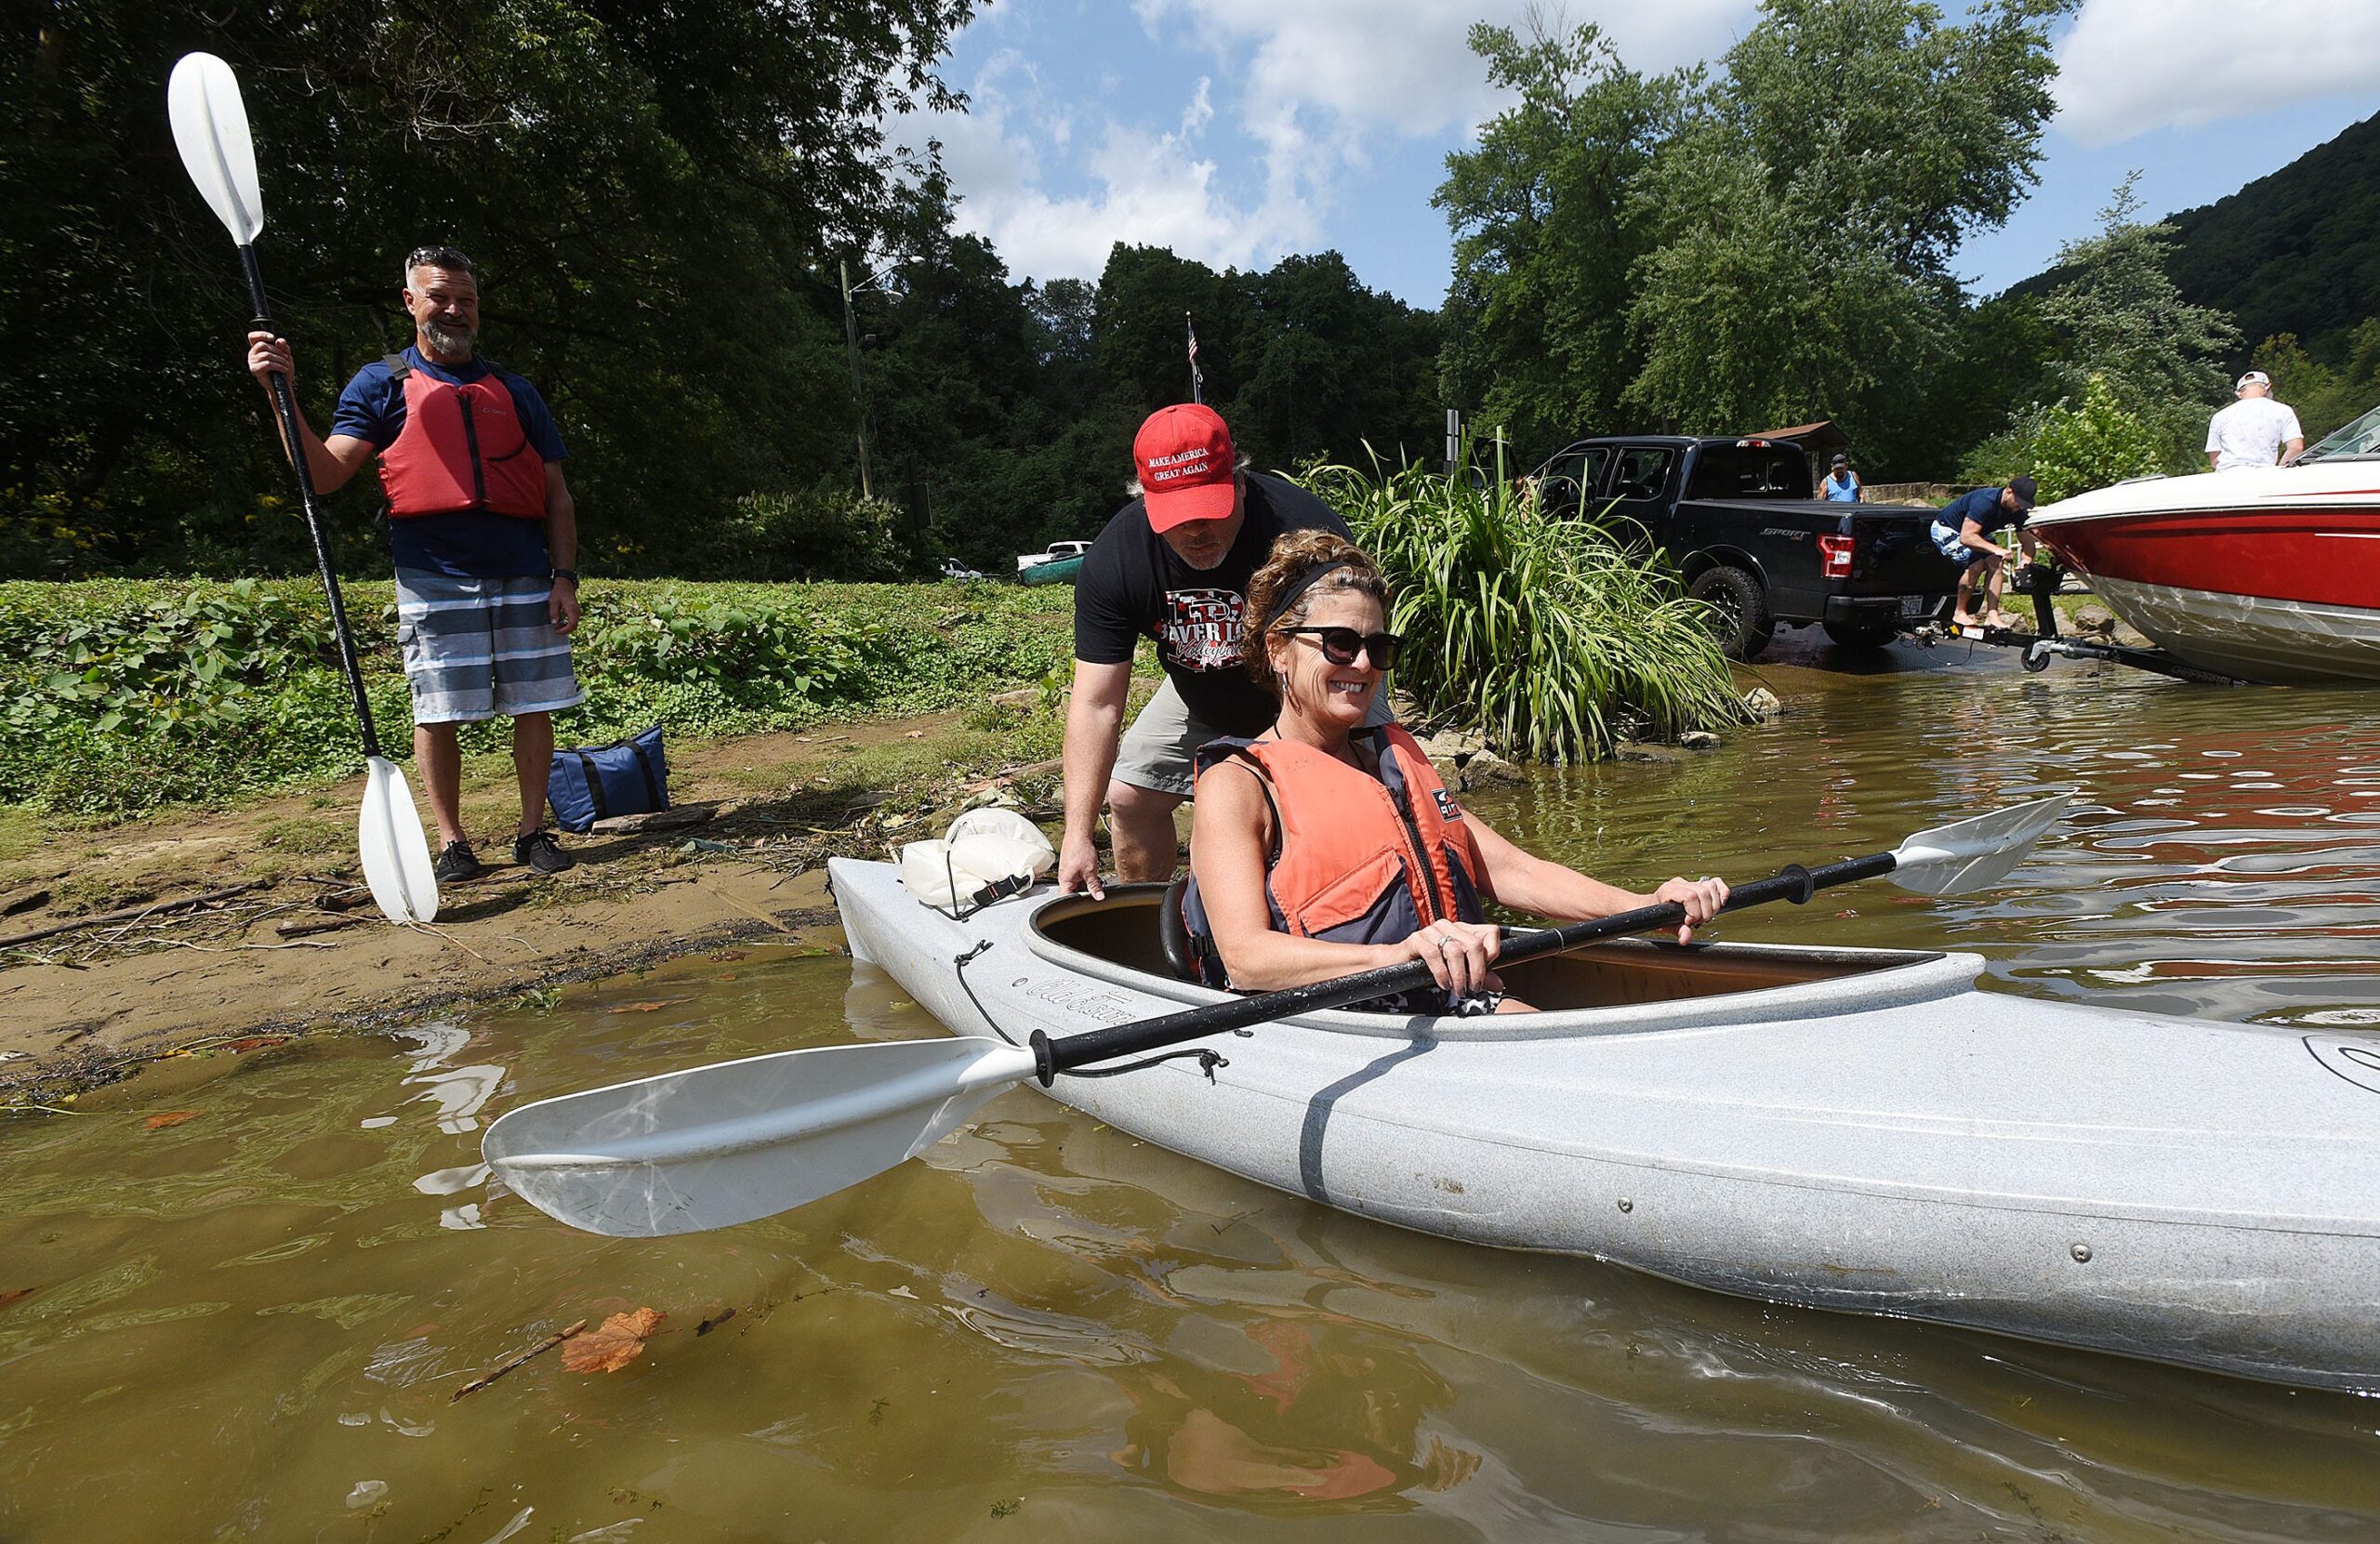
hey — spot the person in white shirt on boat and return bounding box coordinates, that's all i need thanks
[1178,531,1726,1015]
[2206,371,2305,472]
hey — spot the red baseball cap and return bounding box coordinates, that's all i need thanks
[1133,404,1238,531]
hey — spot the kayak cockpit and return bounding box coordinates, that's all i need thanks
[1027,884,1977,1033]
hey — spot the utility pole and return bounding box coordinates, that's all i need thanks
[839,259,876,502]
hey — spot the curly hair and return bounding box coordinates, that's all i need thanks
[1241,529,1390,688]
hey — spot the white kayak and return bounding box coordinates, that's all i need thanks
[827,855,2380,1394]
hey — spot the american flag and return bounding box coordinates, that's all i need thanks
[1186,312,1203,404]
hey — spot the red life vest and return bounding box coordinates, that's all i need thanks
[1180,724,1486,992]
[376,355,549,520]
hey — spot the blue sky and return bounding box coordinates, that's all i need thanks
[906,0,2380,308]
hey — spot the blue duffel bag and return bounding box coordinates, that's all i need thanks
[547,724,669,833]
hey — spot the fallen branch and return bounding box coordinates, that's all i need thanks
[589,804,716,836]
[405,920,489,962]
[450,1318,588,1403]
[277,913,364,939]
[0,882,265,953]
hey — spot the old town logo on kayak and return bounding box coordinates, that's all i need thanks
[1160,587,1244,669]
[2307,1036,2380,1097]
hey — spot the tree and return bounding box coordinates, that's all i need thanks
[1436,0,2071,472]
[1228,253,1441,471]
[0,0,972,576]
[2025,177,2238,468]
[2250,321,2380,445]
[1623,0,2071,468]
[1435,21,1685,453]
[1958,373,2159,500]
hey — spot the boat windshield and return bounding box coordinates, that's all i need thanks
[2298,402,2380,463]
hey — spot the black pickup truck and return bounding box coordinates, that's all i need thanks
[1529,435,1961,659]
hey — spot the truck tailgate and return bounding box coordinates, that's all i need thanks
[1845,510,1962,596]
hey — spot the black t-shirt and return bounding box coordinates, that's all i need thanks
[1074,471,1352,735]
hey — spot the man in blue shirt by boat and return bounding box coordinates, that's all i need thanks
[245,244,582,884]
[1930,476,2038,628]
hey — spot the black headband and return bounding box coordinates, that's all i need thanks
[1259,561,1353,632]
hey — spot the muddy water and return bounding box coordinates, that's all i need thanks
[6,644,2379,1542]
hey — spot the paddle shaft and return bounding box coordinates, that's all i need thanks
[1029,851,1897,1083]
[241,246,384,759]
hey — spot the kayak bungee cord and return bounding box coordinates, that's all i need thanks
[952,939,1232,1082]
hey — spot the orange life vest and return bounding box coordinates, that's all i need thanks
[1179,724,1486,992]
[377,355,549,520]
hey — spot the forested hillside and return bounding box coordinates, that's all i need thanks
[1993,110,2380,442]
[2163,112,2380,370]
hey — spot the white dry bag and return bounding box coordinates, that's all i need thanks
[898,808,1057,917]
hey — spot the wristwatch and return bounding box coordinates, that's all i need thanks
[550,567,580,585]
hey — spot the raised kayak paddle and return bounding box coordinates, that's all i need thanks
[167,53,438,925]
[483,792,2073,1237]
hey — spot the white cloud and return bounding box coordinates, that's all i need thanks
[1181,76,1213,138]
[920,72,1316,282]
[1134,0,1750,139]
[2053,0,2380,147]
[919,0,1754,287]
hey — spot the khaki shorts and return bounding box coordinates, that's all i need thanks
[1112,677,1389,798]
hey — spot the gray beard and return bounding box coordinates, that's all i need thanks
[421,320,476,358]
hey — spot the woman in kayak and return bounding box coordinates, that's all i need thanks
[1180,531,1727,1013]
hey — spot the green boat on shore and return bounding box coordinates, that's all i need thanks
[1016,540,1091,586]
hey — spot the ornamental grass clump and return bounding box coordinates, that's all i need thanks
[1302,447,1744,762]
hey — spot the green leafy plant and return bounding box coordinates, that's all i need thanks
[1960,374,2161,504]
[0,579,1076,819]
[1302,443,1744,761]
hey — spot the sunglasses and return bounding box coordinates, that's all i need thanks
[1280,626,1403,669]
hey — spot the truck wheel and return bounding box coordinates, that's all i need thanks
[1821,618,1898,652]
[1688,566,1773,661]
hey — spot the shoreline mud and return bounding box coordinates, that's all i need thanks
[0,706,1058,1105]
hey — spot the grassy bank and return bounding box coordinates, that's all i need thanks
[0,578,1075,819]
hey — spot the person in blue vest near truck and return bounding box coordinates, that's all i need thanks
[245,244,581,883]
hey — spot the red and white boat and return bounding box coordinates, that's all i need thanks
[2029,406,2380,683]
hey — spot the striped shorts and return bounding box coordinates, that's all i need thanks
[392,569,584,725]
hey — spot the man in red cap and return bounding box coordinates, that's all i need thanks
[1059,403,1370,896]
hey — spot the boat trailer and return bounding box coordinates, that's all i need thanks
[1911,563,2253,685]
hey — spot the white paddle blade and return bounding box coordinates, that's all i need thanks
[167,53,264,244]
[483,1036,1042,1237]
[361,756,440,923]
[1889,790,2073,896]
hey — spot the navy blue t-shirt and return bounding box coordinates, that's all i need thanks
[331,346,566,579]
[1937,485,2025,538]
